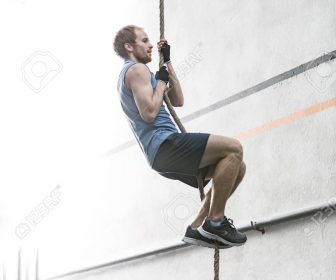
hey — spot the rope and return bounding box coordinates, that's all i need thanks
[214,243,220,280]
[158,1,220,278]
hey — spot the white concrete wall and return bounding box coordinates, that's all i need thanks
[1,0,335,279]
[47,60,336,280]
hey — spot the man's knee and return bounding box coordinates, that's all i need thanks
[226,152,243,163]
[229,139,243,161]
[239,161,246,177]
[199,135,243,168]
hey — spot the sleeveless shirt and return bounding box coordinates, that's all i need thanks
[117,59,179,167]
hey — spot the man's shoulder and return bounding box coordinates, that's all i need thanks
[125,63,152,81]
[124,62,152,90]
[127,63,150,75]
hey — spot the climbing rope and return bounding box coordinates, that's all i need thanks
[158,1,220,279]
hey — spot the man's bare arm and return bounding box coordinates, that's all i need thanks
[166,62,184,107]
[157,39,184,107]
[126,63,167,123]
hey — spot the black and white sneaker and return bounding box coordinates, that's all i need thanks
[182,225,232,249]
[197,216,247,246]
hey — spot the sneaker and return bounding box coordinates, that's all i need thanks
[197,216,247,246]
[182,225,232,249]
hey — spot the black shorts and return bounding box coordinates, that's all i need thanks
[152,132,211,189]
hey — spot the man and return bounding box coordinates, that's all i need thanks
[113,25,247,249]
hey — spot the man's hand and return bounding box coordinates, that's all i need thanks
[157,39,170,63]
[157,39,184,107]
[155,66,169,84]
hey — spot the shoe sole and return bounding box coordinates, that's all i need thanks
[197,227,246,247]
[182,237,231,249]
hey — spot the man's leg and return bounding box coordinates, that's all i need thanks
[190,134,244,226]
[208,152,242,220]
[191,161,246,228]
[227,161,246,197]
[192,135,248,246]
[202,134,243,216]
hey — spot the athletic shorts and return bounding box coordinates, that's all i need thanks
[152,132,211,189]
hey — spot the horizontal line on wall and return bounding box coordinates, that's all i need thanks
[236,98,336,140]
[45,200,336,279]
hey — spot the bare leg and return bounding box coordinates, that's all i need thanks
[208,153,242,221]
[190,188,212,228]
[191,161,246,228]
[215,162,246,214]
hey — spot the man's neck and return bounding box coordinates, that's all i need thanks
[126,55,138,63]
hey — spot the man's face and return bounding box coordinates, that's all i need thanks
[129,29,153,63]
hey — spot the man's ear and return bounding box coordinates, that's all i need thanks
[124,43,133,53]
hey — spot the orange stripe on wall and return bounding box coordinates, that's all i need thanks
[235,98,336,141]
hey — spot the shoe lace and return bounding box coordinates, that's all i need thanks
[221,217,237,232]
[227,218,236,229]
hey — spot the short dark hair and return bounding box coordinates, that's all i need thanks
[113,25,142,59]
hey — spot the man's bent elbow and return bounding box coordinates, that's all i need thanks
[139,111,154,124]
[173,100,184,107]
[143,115,155,124]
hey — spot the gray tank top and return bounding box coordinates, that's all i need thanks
[117,59,178,167]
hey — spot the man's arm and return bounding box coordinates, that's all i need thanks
[158,40,184,107]
[166,62,184,107]
[126,63,167,123]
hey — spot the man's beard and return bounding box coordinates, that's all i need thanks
[138,55,151,64]
[134,51,151,64]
